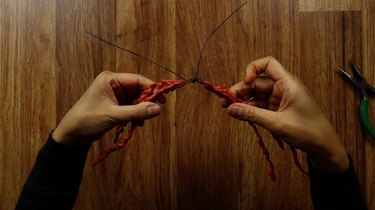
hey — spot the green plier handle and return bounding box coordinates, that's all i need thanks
[339,60,375,139]
[360,99,375,138]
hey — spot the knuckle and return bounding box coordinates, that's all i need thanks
[243,107,255,122]
[135,104,150,119]
[266,56,276,61]
[246,62,257,72]
[246,63,253,70]
[98,71,113,79]
[130,108,144,120]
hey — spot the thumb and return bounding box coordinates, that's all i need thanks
[228,103,278,131]
[112,102,161,122]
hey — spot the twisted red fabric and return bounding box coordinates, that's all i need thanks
[290,146,308,175]
[92,79,306,181]
[133,79,190,104]
[92,123,136,166]
[250,123,276,181]
[92,80,191,166]
[200,80,276,180]
[200,81,244,103]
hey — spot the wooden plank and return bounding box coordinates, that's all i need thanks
[299,10,366,208]
[0,0,56,209]
[175,1,243,209]
[363,0,375,208]
[70,0,178,209]
[299,0,362,12]
[1,0,374,209]
[110,0,177,209]
[55,0,118,209]
[236,0,309,209]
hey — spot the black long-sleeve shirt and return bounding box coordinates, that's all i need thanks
[15,134,367,210]
[15,134,89,210]
[309,156,367,210]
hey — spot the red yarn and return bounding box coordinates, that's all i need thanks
[92,123,137,166]
[199,80,277,180]
[92,79,307,181]
[92,80,191,166]
[249,123,276,181]
[133,80,190,104]
[290,146,308,175]
[200,81,244,103]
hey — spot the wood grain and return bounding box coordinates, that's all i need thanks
[299,0,362,12]
[1,0,374,209]
[363,0,375,208]
[0,0,56,209]
[299,11,366,209]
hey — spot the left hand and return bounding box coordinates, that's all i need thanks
[52,71,165,146]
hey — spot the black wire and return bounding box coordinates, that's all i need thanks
[87,1,247,82]
[86,31,186,81]
[194,1,247,80]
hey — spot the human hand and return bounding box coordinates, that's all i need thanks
[52,71,164,146]
[225,57,349,172]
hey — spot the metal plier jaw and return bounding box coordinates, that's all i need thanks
[338,60,375,100]
[338,60,375,139]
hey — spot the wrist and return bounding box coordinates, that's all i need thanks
[53,118,86,146]
[306,126,350,173]
[52,125,75,145]
[308,150,349,173]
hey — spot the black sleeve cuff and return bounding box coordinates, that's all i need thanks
[15,133,90,210]
[309,155,367,210]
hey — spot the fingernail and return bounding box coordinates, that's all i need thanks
[147,105,161,115]
[229,105,243,118]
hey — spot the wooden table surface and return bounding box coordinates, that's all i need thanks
[1,0,374,209]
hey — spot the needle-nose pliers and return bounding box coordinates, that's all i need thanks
[338,60,375,139]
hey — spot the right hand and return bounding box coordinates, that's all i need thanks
[225,57,349,173]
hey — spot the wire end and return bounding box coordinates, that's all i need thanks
[190,77,204,84]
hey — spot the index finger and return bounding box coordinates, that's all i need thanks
[245,56,289,85]
[114,73,156,89]
[101,72,156,102]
